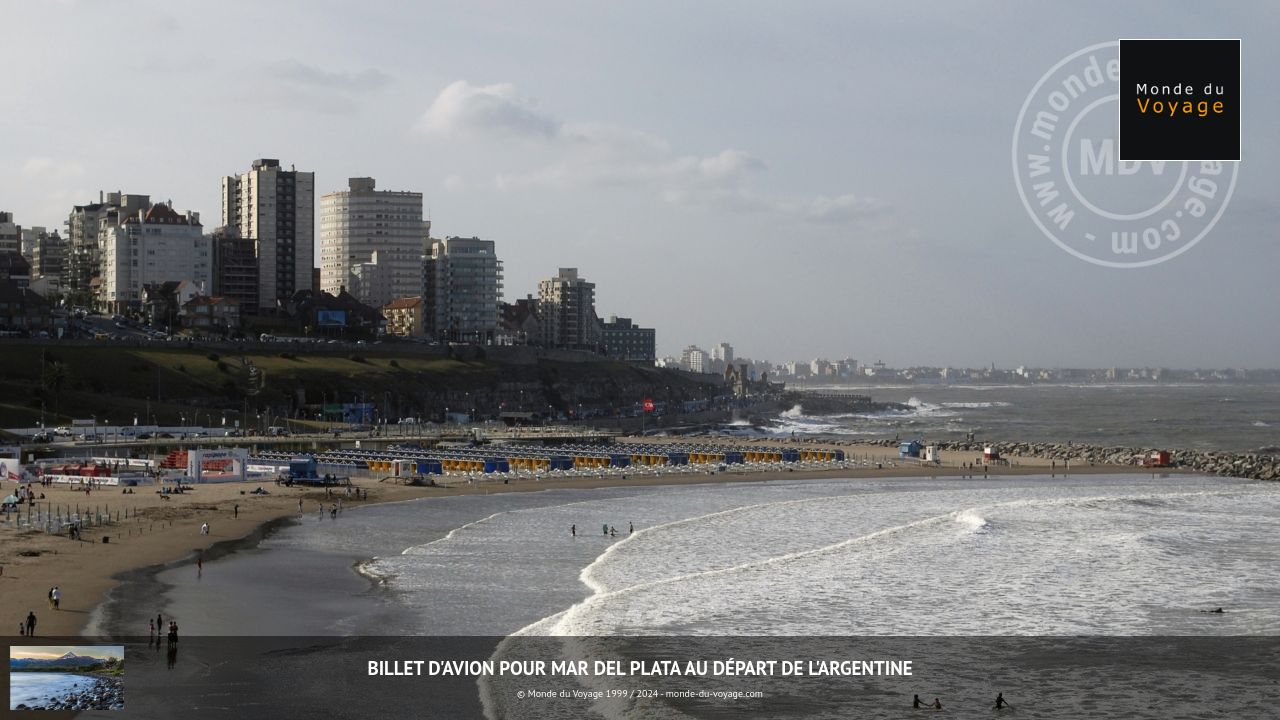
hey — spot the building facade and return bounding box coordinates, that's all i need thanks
[0,212,19,254]
[537,267,598,350]
[319,177,426,309]
[99,204,211,313]
[66,192,152,297]
[600,316,656,362]
[382,296,425,338]
[221,159,314,312]
[423,236,502,343]
[711,342,734,364]
[210,226,260,312]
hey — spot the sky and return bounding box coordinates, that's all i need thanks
[2,1,1277,368]
[10,646,124,661]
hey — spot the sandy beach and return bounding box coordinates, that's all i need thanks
[0,437,1169,638]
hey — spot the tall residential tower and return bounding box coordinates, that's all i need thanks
[221,159,314,312]
[319,177,427,309]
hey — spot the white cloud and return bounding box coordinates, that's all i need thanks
[417,80,560,139]
[420,79,888,227]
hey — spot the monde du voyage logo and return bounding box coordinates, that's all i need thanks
[1012,40,1240,268]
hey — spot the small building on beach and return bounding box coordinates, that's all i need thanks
[899,440,922,459]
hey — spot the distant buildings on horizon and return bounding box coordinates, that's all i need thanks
[0,159,656,361]
[659,348,1267,385]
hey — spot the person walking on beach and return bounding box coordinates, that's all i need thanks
[629,521,634,535]
[234,504,239,518]
[200,522,209,535]
[51,586,60,610]
[571,524,576,538]
[298,499,303,514]
[197,556,203,573]
[47,587,54,609]
[25,611,35,637]
[149,619,155,637]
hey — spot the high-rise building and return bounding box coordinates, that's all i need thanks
[24,227,66,284]
[0,212,21,254]
[681,345,709,373]
[600,316,656,362]
[319,177,426,309]
[66,192,152,297]
[711,342,734,364]
[99,203,211,313]
[423,236,503,343]
[210,226,260,311]
[221,159,314,312]
[537,268,598,350]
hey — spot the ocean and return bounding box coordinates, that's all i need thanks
[756,383,1280,452]
[89,386,1280,717]
[103,472,1280,639]
[9,672,94,710]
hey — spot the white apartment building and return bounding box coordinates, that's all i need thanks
[320,177,426,309]
[99,204,211,313]
[711,342,734,363]
[423,236,503,343]
[537,267,598,349]
[221,159,314,311]
[67,192,152,295]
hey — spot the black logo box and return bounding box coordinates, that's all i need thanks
[1119,38,1241,161]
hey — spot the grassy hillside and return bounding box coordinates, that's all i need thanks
[0,343,717,428]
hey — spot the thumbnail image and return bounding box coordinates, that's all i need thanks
[9,645,124,711]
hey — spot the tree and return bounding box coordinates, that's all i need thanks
[41,360,71,421]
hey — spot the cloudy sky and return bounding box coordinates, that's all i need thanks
[2,1,1276,367]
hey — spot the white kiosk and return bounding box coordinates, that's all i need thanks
[186,448,250,483]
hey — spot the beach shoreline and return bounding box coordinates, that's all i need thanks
[1,437,1189,638]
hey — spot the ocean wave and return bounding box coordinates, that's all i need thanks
[518,487,1265,637]
[546,510,967,636]
[953,509,994,533]
[941,401,1013,409]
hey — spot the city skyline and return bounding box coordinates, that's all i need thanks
[2,1,1278,366]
